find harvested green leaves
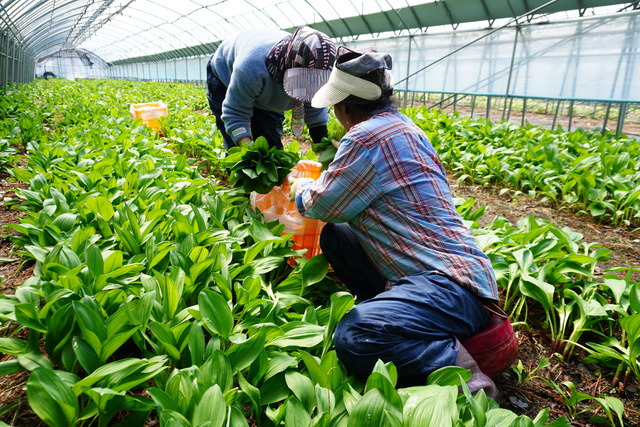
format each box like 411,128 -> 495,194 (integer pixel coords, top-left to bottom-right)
224,136 -> 299,194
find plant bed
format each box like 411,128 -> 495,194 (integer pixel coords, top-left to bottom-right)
0,79 -> 638,426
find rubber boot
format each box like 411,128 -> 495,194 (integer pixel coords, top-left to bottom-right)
455,338 -> 498,399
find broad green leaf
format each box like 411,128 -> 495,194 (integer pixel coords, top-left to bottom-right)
347,388 -> 402,427
0,359 -> 24,376
298,350 -> 329,388
405,385 -> 458,427
17,353 -> 54,371
72,337 -> 100,374
237,371 -> 262,418
264,352 -> 298,381
284,396 -> 312,427
72,301 -> 106,355
86,196 -> 115,221
364,372 -> 402,411
14,303 -> 47,333
201,350 -> 234,392
268,322 -> 324,349
192,385 -> 226,427
100,326 -> 139,362
147,387 -> 180,412
427,366 -> 471,386
323,292 -> 355,355
148,322 -> 181,361
285,371 -> 316,413
301,255 -> 329,287
189,322 -> 205,366
0,337 -> 28,355
27,368 -> 79,427
199,288 -> 233,340
620,313 -> 640,370
85,243 -> 104,277
52,213 -> 78,232
485,408 -> 518,426
226,328 -> 267,372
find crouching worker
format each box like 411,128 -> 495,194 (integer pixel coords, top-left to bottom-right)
289,46 -> 501,397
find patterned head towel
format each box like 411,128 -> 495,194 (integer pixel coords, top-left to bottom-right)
267,26 -> 336,136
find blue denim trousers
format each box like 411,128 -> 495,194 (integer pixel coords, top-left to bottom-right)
322,223 -> 490,387
206,62 -> 284,150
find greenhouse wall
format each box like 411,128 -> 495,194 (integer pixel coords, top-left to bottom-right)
347,10 -> 640,102
105,11 -> 639,103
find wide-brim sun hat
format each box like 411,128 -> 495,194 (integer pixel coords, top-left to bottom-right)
311,46 -> 394,108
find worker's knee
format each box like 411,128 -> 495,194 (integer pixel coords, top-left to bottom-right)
334,307 -> 379,378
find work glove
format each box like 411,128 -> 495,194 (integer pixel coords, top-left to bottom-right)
288,177 -> 302,202
288,177 -> 314,202
309,125 -> 328,145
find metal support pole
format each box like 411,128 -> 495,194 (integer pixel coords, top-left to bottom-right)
506,97 -> 513,121
567,100 -> 574,131
503,26 -> 520,120
11,40 -> 17,87
486,96 -> 491,119
602,101 -> 612,135
521,98 -> 527,127
4,35 -> 10,94
453,94 -> 457,112
616,102 -> 627,135
551,99 -> 562,130
470,95 -> 476,118
403,36 -> 413,109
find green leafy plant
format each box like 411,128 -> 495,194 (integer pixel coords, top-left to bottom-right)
224,136 -> 299,194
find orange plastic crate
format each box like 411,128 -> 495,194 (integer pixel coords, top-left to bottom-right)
130,101 -> 168,133
252,160 -> 325,259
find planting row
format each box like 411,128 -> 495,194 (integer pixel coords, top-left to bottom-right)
401,108 -> 640,228
0,79 -> 635,426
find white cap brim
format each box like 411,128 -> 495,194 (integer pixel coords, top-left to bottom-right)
311,67 -> 383,108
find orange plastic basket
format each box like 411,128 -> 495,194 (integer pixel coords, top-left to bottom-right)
130,101 -> 168,133
252,160 -> 325,259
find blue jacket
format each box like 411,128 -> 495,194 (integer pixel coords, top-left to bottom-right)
209,29 -> 329,143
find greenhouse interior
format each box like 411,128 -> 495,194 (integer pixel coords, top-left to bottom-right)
1,0 -> 639,425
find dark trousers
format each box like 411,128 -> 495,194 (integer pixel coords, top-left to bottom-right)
206,63 -> 284,150
320,223 -> 490,387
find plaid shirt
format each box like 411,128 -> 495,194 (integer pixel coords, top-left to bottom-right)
296,105 -> 498,300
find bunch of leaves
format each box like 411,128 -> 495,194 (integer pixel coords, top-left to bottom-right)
224,136 -> 299,194
310,115 -> 345,169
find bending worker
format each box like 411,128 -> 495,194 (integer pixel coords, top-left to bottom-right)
206,26 -> 336,150
289,46 -> 500,397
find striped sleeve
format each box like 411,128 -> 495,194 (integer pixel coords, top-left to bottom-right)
298,138 -> 382,222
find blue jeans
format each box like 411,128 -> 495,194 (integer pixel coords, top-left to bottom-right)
206,62 -> 284,150
322,223 -> 490,387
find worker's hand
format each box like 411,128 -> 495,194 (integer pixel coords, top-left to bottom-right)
238,136 -> 252,147
331,139 -> 341,149
309,125 -> 329,145
288,176 -> 302,202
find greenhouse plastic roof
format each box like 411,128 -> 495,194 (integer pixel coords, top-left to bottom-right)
0,0 -> 634,65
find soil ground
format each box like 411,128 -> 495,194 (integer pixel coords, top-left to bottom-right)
1,129 -> 640,426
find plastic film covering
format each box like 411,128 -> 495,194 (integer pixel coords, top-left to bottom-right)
347,11 -> 640,102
